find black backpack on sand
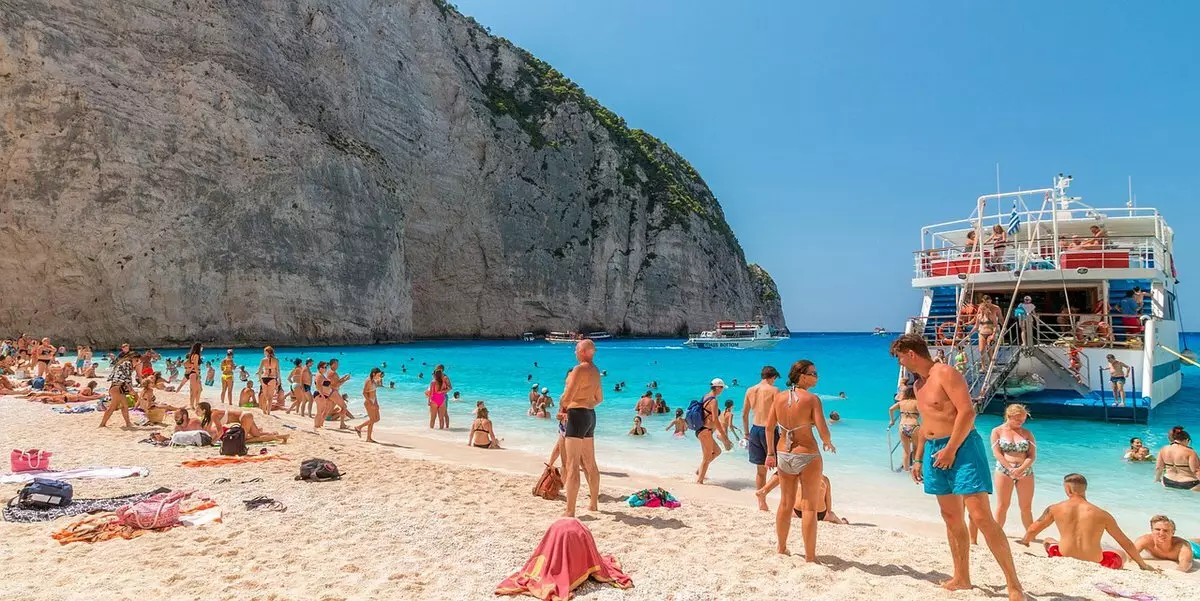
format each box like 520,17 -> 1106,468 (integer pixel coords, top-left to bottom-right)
220,424 -> 248,456
296,458 -> 342,482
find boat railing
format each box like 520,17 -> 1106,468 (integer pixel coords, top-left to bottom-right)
921,206 -> 1163,244
913,235 -> 1167,279
912,312 -> 1144,351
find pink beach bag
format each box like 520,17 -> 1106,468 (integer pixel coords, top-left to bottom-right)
10,449 -> 52,473
116,491 -> 188,529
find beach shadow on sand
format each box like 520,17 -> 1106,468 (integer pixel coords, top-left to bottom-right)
371,441 -> 411,449
598,510 -> 688,530
818,558 -> 1091,601
598,470 -> 628,478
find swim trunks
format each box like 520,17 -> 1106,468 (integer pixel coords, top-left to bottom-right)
1045,544 -> 1123,569
923,430 -> 993,496
1110,376 -> 1126,384
748,425 -> 780,466
564,407 -> 596,438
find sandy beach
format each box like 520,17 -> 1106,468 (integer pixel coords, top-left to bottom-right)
1,371 -> 1196,601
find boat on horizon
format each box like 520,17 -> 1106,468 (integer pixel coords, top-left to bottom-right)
544,331 -> 614,343
872,327 -> 888,336
684,317 -> 788,349
904,173 -> 1189,423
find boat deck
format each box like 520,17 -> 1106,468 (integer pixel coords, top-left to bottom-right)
985,389 -> 1149,422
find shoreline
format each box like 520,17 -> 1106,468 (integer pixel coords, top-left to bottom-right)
1,366 -> 1196,600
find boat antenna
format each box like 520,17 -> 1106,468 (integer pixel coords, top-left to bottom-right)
1127,175 -> 1135,216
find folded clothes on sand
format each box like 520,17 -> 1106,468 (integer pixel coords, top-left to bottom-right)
627,488 -> 681,509
181,455 -> 288,468
496,517 -> 632,601
0,467 -> 150,484
52,405 -> 96,414
51,493 -> 218,545
3,488 -> 171,523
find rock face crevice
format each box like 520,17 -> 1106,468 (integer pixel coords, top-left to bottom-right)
0,0 -> 785,345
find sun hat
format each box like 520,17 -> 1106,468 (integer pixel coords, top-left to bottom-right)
710,378 -> 726,388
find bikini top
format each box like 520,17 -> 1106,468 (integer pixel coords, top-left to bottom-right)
995,435 -> 1034,454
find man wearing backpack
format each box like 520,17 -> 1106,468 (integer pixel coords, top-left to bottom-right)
559,339 -> 602,517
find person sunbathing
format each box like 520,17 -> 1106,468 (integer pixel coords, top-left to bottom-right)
1018,473 -> 1156,571
792,475 -> 848,524
201,402 -> 289,443
1134,515 -> 1199,572
82,363 -> 97,378
174,408 -> 202,432
25,381 -> 103,404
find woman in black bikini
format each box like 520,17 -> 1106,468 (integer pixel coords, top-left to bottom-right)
1155,426 -> 1200,491
313,361 -> 332,429
183,342 -> 203,411
355,368 -> 383,442
34,337 -> 55,378
256,346 -> 280,416
695,378 -> 729,485
468,406 -> 499,449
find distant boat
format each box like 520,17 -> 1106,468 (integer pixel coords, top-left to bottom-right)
545,332 -> 579,343
586,331 -> 613,341
873,327 -> 888,336
684,317 -> 788,349
521,332 -> 536,342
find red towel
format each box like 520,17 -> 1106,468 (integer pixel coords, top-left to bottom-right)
495,518 -> 632,600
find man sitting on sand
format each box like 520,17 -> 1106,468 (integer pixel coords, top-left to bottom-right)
239,380 -> 256,406
1018,473 -> 1156,571
1134,515 -> 1199,572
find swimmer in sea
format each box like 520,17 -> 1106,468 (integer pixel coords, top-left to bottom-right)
828,411 -> 841,422
887,385 -> 920,471
1124,437 -> 1152,461
220,350 -> 235,405
628,416 -> 647,436
634,391 -> 655,417
528,383 -> 540,414
204,362 -> 215,387
665,408 -> 687,437
560,339 -> 602,517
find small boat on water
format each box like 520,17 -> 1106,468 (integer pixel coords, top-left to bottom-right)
521,332 -> 536,342
873,327 -> 888,336
586,331 -> 613,341
684,318 -> 788,349
545,331 -> 613,343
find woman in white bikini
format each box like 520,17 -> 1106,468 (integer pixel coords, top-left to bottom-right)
764,360 -> 835,561
973,404 -> 1036,544
887,385 -> 920,471
355,368 -> 383,442
286,359 -> 305,414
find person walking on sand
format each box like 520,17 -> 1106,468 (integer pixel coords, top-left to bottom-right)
560,339 -> 602,517
313,361 -> 332,429
764,360 -> 834,562
1019,473 -> 1156,571
256,346 -> 280,415
99,346 -> 138,428
891,333 -> 1024,601
219,349 -> 235,405
695,378 -> 729,484
744,366 -> 781,510
183,342 -> 203,411
355,367 -> 383,442
720,400 -> 741,443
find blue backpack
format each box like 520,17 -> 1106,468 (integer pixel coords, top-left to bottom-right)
684,399 -> 707,431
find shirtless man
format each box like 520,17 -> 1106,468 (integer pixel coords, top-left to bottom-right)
634,391 -> 655,417
1019,473 -> 1155,572
744,366 -> 781,510
239,380 -> 256,406
1105,354 -> 1129,407
559,339 -> 602,517
891,334 -> 1023,600
1134,515 -> 1199,572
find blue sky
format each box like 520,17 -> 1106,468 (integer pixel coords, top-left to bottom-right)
451,0 -> 1199,331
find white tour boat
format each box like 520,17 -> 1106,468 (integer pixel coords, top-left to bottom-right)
904,173 -> 1193,423
684,318 -> 789,349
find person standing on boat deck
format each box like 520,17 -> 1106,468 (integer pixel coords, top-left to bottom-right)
695,378 -> 729,484
1105,354 -> 1129,407
764,360 -> 834,561
1114,290 -> 1143,341
974,295 -> 1001,365
1016,296 -> 1036,346
256,346 -> 280,415
986,224 -> 1008,271
560,339 -> 602,517
1154,426 -> 1200,490
970,404 -> 1036,545
891,333 -> 1024,601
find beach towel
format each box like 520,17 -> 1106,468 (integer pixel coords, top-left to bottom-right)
181,455 -> 288,468
50,496 -> 217,545
3,488 -> 171,523
496,517 -> 632,601
52,405 -> 96,414
626,488 -> 680,509
1095,583 -> 1157,601
0,466 -> 149,484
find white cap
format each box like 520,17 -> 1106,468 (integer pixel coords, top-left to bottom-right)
532,383 -> 539,389
710,378 -> 726,388
541,387 -> 549,394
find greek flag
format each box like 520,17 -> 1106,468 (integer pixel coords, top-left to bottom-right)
1006,206 -> 1020,235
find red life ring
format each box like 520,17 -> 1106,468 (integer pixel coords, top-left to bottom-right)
936,321 -> 956,346
1076,320 -> 1102,340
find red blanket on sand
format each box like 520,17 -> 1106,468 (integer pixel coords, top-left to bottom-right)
495,518 -> 632,601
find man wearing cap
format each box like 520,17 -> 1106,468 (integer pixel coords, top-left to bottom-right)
696,377 -> 729,485
529,383 -> 541,415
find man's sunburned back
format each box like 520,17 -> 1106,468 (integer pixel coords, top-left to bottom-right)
915,363 -> 967,438
747,381 -> 777,427
564,363 -> 601,410
1049,499 -> 1111,563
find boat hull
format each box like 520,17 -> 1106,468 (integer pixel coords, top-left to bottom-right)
684,337 -> 786,349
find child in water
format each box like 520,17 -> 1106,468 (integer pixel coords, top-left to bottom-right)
628,416 -> 647,436
665,408 -> 688,438
720,400 -> 741,447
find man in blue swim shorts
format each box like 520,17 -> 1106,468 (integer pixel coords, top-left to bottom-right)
891,334 -> 1024,601
743,365 -> 780,511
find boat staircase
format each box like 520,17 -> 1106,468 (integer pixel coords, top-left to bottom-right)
1027,346 -> 1093,396
1107,279 -> 1153,314
969,345 -> 1024,414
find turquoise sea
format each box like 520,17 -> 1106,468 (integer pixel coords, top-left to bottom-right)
168,333 -> 1200,537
